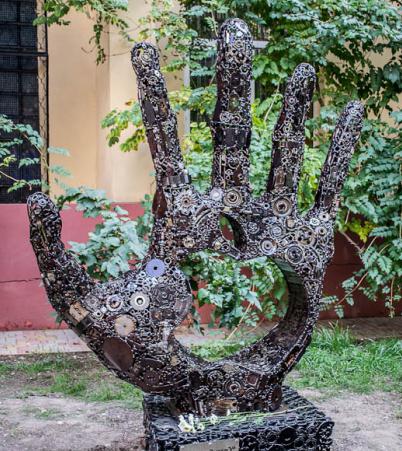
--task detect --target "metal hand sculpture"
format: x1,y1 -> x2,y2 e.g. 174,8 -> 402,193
28,19 -> 363,416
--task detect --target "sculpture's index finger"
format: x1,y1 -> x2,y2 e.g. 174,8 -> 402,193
131,43 -> 187,188
273,64 -> 316,143
211,19 -> 253,191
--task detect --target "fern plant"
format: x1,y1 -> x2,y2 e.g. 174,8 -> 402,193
340,113 -> 402,316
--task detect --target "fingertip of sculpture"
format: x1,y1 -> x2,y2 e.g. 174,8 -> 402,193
27,192 -> 62,242
131,42 -> 160,75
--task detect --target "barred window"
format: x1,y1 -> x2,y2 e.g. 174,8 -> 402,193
0,0 -> 48,203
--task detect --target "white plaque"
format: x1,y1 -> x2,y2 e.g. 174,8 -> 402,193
180,438 -> 239,451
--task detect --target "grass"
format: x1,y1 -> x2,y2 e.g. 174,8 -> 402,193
191,324 -> 402,394
0,326 -> 400,407
0,354 -> 143,409
22,406 -> 63,420
292,325 -> 402,394
191,338 -> 253,360
0,355 -> 75,375
39,371 -> 143,408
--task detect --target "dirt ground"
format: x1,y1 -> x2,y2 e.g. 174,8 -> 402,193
0,389 -> 400,450
300,389 -> 402,451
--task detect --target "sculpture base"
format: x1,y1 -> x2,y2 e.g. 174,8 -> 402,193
143,386 -> 334,450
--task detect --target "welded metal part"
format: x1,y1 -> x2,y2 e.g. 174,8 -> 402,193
27,18 -> 363,416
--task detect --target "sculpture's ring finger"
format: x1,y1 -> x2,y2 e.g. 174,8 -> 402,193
266,63 -> 316,194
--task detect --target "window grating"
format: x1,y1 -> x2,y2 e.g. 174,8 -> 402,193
0,0 -> 48,203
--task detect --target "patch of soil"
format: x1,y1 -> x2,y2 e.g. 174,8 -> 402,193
0,355 -> 400,450
0,395 -> 144,450
305,390 -> 402,451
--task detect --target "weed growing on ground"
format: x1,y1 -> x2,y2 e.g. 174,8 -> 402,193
22,406 -> 62,420
191,339 -> 253,361
0,355 -> 76,376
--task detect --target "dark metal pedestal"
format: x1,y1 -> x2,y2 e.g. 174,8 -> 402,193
143,387 -> 334,450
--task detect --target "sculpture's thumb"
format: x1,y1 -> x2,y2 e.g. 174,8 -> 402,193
27,192 -> 95,325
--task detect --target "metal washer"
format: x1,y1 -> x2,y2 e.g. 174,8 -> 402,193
145,259 -> 166,277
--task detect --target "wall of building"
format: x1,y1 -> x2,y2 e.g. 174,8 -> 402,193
47,2 -> 188,202
96,1 -> 155,202
47,3 -> 165,202
48,10 -> 99,195
0,203 -> 143,331
0,203 -> 392,331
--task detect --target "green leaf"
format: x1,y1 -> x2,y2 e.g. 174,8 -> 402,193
48,147 -> 70,156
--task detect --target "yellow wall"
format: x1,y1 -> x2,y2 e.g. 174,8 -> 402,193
48,3 -> 158,202
96,1 -> 155,202
48,10 -> 98,196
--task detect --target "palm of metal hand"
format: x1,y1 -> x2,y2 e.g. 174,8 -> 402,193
28,19 -> 363,415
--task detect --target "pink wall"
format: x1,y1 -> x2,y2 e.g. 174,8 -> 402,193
0,204 -> 393,331
0,203 -> 142,331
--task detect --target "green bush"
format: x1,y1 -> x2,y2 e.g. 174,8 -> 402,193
58,187 -> 147,281
0,114 -> 71,194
